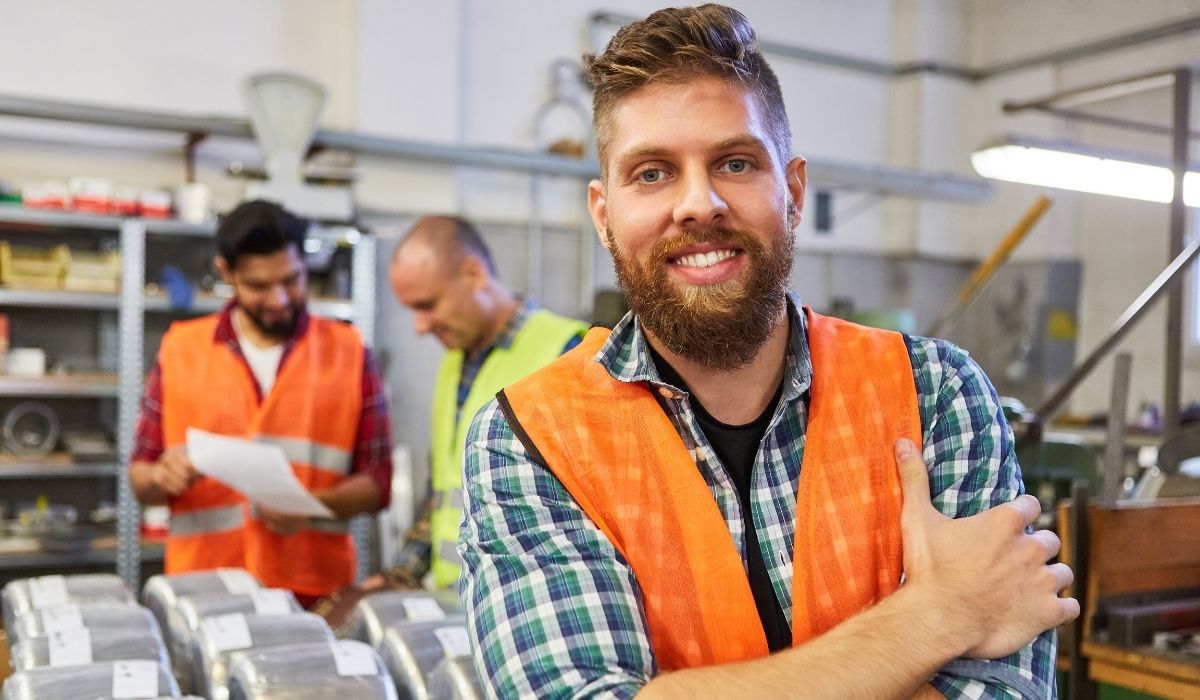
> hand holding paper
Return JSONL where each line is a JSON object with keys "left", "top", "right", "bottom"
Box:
{"left": 186, "top": 428, "right": 335, "bottom": 518}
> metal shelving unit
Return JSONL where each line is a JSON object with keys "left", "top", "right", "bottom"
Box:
{"left": 0, "top": 206, "right": 376, "bottom": 588}
{"left": 0, "top": 462, "right": 120, "bottom": 478}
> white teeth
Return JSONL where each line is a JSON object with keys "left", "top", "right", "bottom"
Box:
{"left": 675, "top": 249, "right": 737, "bottom": 268}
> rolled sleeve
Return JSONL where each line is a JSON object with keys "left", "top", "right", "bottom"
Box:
{"left": 912, "top": 336, "right": 1057, "bottom": 699}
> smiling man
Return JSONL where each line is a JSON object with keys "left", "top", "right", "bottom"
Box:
{"left": 129, "top": 199, "right": 392, "bottom": 606}
{"left": 458, "top": 5, "right": 1075, "bottom": 699}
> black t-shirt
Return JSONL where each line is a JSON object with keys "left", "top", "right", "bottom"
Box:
{"left": 647, "top": 345, "right": 792, "bottom": 652}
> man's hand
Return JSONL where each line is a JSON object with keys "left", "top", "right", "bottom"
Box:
{"left": 256, "top": 506, "right": 310, "bottom": 536}
{"left": 895, "top": 438, "right": 1079, "bottom": 659}
{"left": 153, "top": 447, "right": 200, "bottom": 498}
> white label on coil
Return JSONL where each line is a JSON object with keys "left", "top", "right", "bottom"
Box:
{"left": 217, "top": 569, "right": 257, "bottom": 594}
{"left": 433, "top": 625, "right": 472, "bottom": 658}
{"left": 332, "top": 643, "right": 377, "bottom": 677}
{"left": 28, "top": 575, "right": 69, "bottom": 609}
{"left": 203, "top": 613, "right": 253, "bottom": 651}
{"left": 251, "top": 589, "right": 291, "bottom": 615}
{"left": 401, "top": 597, "right": 447, "bottom": 621}
{"left": 47, "top": 627, "right": 93, "bottom": 667}
{"left": 111, "top": 660, "right": 160, "bottom": 698}
{"left": 40, "top": 604, "right": 84, "bottom": 634}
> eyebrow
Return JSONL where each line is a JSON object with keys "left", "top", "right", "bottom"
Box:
{"left": 615, "top": 135, "right": 770, "bottom": 165}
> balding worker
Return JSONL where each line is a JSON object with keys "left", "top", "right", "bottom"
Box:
{"left": 382, "top": 215, "right": 587, "bottom": 589}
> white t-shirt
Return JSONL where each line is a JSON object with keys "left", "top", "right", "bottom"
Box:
{"left": 234, "top": 321, "right": 284, "bottom": 396}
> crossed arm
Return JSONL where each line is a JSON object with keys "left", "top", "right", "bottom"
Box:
{"left": 458, "top": 341, "right": 1075, "bottom": 699}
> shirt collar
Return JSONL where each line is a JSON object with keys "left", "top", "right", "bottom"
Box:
{"left": 595, "top": 291, "right": 812, "bottom": 401}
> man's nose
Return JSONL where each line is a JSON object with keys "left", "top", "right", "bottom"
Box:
{"left": 673, "top": 170, "right": 728, "bottom": 228}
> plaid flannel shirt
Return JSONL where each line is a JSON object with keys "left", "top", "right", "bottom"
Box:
{"left": 459, "top": 293, "right": 1055, "bottom": 699}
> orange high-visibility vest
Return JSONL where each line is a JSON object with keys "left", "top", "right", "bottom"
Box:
{"left": 159, "top": 313, "right": 365, "bottom": 597}
{"left": 499, "top": 309, "right": 920, "bottom": 669}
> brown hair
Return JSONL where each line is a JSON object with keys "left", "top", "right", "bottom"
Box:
{"left": 583, "top": 4, "right": 791, "bottom": 179}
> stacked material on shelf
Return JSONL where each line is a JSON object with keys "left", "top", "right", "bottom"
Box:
{"left": 2, "top": 574, "right": 135, "bottom": 632}
{"left": 227, "top": 639, "right": 398, "bottom": 700}
{"left": 9, "top": 626, "right": 169, "bottom": 672}
{"left": 8, "top": 604, "right": 162, "bottom": 648}
{"left": 345, "top": 589, "right": 463, "bottom": 647}
{"left": 378, "top": 617, "right": 472, "bottom": 700}
{"left": 142, "top": 568, "right": 260, "bottom": 634}
{"left": 193, "top": 612, "right": 336, "bottom": 700}
{"left": 167, "top": 589, "right": 302, "bottom": 694}
{"left": 426, "top": 656, "right": 484, "bottom": 700}
{"left": 0, "top": 660, "right": 180, "bottom": 700}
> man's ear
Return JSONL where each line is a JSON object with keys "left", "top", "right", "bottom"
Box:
{"left": 587, "top": 179, "right": 611, "bottom": 250}
{"left": 461, "top": 254, "right": 489, "bottom": 292}
{"left": 786, "top": 156, "right": 807, "bottom": 226}
{"left": 214, "top": 256, "right": 233, "bottom": 284}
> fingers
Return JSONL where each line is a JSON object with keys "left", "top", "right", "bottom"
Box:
{"left": 1030, "top": 529, "right": 1062, "bottom": 561}
{"left": 1047, "top": 562, "right": 1073, "bottom": 592}
{"left": 995, "top": 494, "right": 1041, "bottom": 532}
{"left": 894, "top": 438, "right": 933, "bottom": 513}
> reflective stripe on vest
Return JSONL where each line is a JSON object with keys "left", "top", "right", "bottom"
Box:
{"left": 429, "top": 309, "right": 588, "bottom": 589}
{"left": 439, "top": 539, "right": 464, "bottom": 568}
{"left": 255, "top": 434, "right": 352, "bottom": 475}
{"left": 499, "top": 309, "right": 920, "bottom": 670}
{"left": 169, "top": 503, "right": 245, "bottom": 536}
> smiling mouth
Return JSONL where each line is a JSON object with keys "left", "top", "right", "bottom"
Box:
{"left": 669, "top": 249, "right": 742, "bottom": 269}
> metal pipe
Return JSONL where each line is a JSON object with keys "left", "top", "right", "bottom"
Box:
{"left": 587, "top": 11, "right": 1200, "bottom": 83}
{"left": 1003, "top": 68, "right": 1180, "bottom": 113}
{"left": 924, "top": 195, "right": 1052, "bottom": 337}
{"left": 1013, "top": 106, "right": 1200, "bottom": 143}
{"left": 1034, "top": 235, "right": 1200, "bottom": 422}
{"left": 1103, "top": 353, "right": 1132, "bottom": 504}
{"left": 1164, "top": 67, "right": 1192, "bottom": 436}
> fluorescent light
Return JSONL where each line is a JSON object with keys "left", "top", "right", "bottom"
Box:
{"left": 972, "top": 142, "right": 1200, "bottom": 206}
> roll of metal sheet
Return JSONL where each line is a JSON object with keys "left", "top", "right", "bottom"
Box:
{"left": 0, "top": 660, "right": 180, "bottom": 700}
{"left": 226, "top": 640, "right": 398, "bottom": 700}
{"left": 348, "top": 590, "right": 463, "bottom": 647}
{"left": 10, "top": 627, "right": 169, "bottom": 672}
{"left": 2, "top": 574, "right": 135, "bottom": 633}
{"left": 193, "top": 612, "right": 335, "bottom": 700}
{"left": 168, "top": 588, "right": 303, "bottom": 694}
{"left": 426, "top": 656, "right": 484, "bottom": 700}
{"left": 141, "top": 568, "right": 260, "bottom": 634}
{"left": 378, "top": 617, "right": 470, "bottom": 700}
{"left": 8, "top": 604, "right": 161, "bottom": 648}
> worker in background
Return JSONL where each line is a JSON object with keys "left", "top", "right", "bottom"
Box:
{"left": 459, "top": 5, "right": 1076, "bottom": 698}
{"left": 129, "top": 199, "right": 393, "bottom": 607}
{"left": 379, "top": 215, "right": 588, "bottom": 590}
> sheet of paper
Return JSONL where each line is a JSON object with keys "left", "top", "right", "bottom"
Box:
{"left": 433, "top": 625, "right": 473, "bottom": 658}
{"left": 40, "top": 605, "right": 84, "bottom": 634}
{"left": 48, "top": 628, "right": 93, "bottom": 667}
{"left": 186, "top": 428, "right": 334, "bottom": 518}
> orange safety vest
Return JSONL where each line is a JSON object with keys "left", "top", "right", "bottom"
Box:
{"left": 159, "top": 312, "right": 365, "bottom": 597}
{"left": 499, "top": 309, "right": 920, "bottom": 669}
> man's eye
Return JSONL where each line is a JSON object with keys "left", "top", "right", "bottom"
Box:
{"left": 725, "top": 159, "right": 750, "bottom": 173}
{"left": 637, "top": 169, "right": 663, "bottom": 184}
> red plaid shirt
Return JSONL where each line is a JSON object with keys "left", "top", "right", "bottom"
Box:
{"left": 132, "top": 301, "right": 393, "bottom": 508}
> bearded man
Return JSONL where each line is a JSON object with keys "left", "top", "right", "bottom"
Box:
{"left": 457, "top": 5, "right": 1075, "bottom": 698}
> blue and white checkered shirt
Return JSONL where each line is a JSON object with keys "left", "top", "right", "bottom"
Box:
{"left": 459, "top": 293, "right": 1056, "bottom": 699}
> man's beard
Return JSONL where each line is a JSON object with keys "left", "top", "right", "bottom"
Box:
{"left": 608, "top": 220, "right": 794, "bottom": 371}
{"left": 242, "top": 303, "right": 303, "bottom": 340}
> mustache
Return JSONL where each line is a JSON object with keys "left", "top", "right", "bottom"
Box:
{"left": 649, "top": 226, "right": 756, "bottom": 263}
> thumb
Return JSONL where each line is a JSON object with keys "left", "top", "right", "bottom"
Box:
{"left": 895, "top": 438, "right": 934, "bottom": 519}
